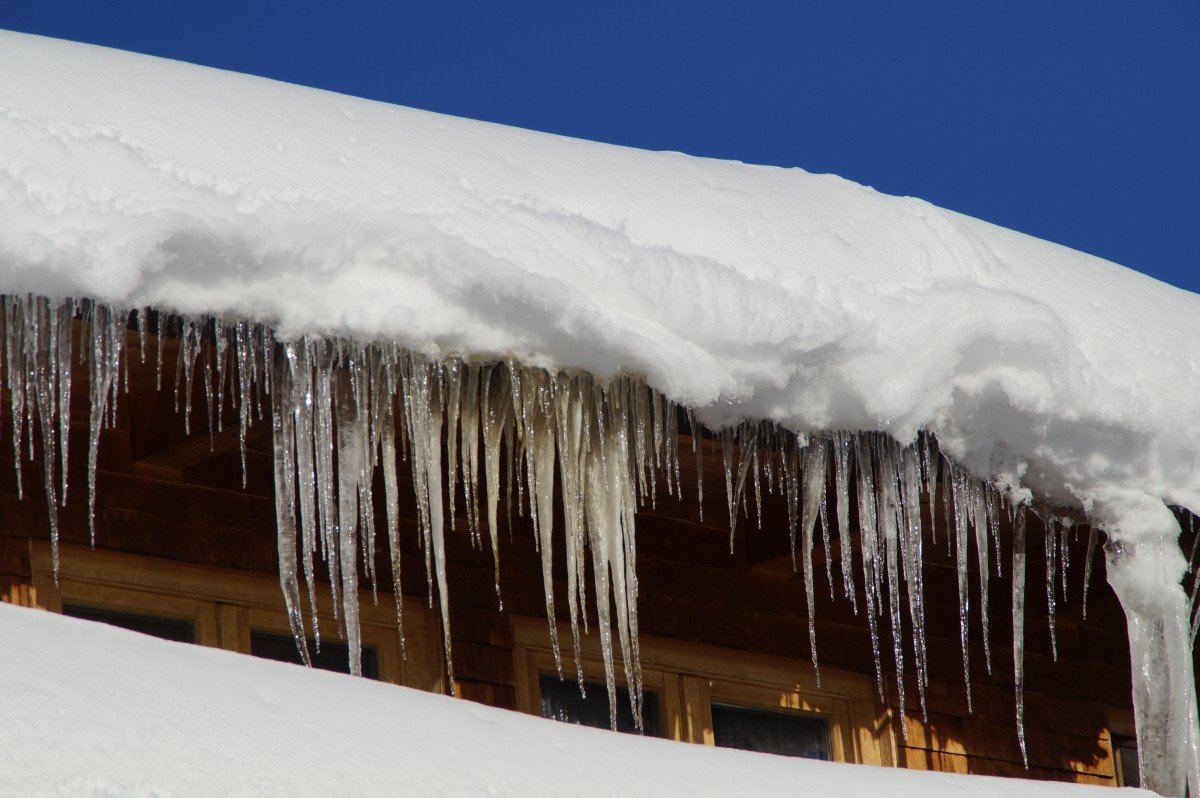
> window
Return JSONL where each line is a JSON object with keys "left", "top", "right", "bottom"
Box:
{"left": 250, "top": 630, "right": 380, "bottom": 679}
{"left": 512, "top": 617, "right": 893, "bottom": 765}
{"left": 1112, "top": 735, "right": 1139, "bottom": 788}
{"left": 538, "top": 675, "right": 663, "bottom": 736}
{"left": 62, "top": 603, "right": 195, "bottom": 643}
{"left": 1108, "top": 711, "right": 1139, "bottom": 788}
{"left": 711, "top": 703, "right": 829, "bottom": 759}
{"left": 29, "top": 541, "right": 442, "bottom": 693}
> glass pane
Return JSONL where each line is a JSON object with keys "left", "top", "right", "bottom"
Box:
{"left": 711, "top": 703, "right": 829, "bottom": 760}
{"left": 538, "top": 675, "right": 661, "bottom": 736}
{"left": 1114, "top": 736, "right": 1140, "bottom": 788}
{"left": 62, "top": 604, "right": 195, "bottom": 643}
{"left": 249, "top": 631, "right": 379, "bottom": 679}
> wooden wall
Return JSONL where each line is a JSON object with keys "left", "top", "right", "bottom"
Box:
{"left": 0, "top": 326, "right": 1134, "bottom": 787}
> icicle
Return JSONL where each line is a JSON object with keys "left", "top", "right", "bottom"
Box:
{"left": 380, "top": 390, "right": 406, "bottom": 654}
{"left": 313, "top": 344, "right": 342, "bottom": 630}
{"left": 1044, "top": 515, "right": 1058, "bottom": 661}
{"left": 581, "top": 387, "right": 642, "bottom": 730}
{"left": 1107, "top": 533, "right": 1200, "bottom": 796}
{"left": 1187, "top": 514, "right": 1200, "bottom": 605}
{"left": 855, "top": 434, "right": 886, "bottom": 699}
{"left": 86, "top": 304, "right": 127, "bottom": 543}
{"left": 154, "top": 310, "right": 165, "bottom": 392}
{"left": 460, "top": 365, "right": 482, "bottom": 548}
{"left": 721, "top": 428, "right": 735, "bottom": 540}
{"left": 1058, "top": 518, "right": 1072, "bottom": 603}
{"left": 799, "top": 439, "right": 829, "bottom": 684}
{"left": 899, "top": 444, "right": 929, "bottom": 712}
{"left": 4, "top": 297, "right": 26, "bottom": 501}
{"left": 270, "top": 347, "right": 310, "bottom": 667}
{"left": 525, "top": 371, "right": 563, "bottom": 673}
{"left": 135, "top": 306, "right": 148, "bottom": 364}
{"left": 689, "top": 409, "right": 704, "bottom": 522}
{"left": 290, "top": 339, "right": 320, "bottom": 642}
{"left": 335, "top": 371, "right": 365, "bottom": 677}
{"left": 818, "top": 471, "right": 834, "bottom": 599}
{"left": 213, "top": 318, "right": 228, "bottom": 433}
{"left": 445, "top": 360, "right": 462, "bottom": 536}
{"left": 874, "top": 436, "right": 912, "bottom": 724}
{"left": 358, "top": 353, "right": 379, "bottom": 599}
{"left": 56, "top": 300, "right": 74, "bottom": 508}
{"left": 752, "top": 441, "right": 763, "bottom": 531}
{"left": 962, "top": 473, "right": 993, "bottom": 674}
{"left": 554, "top": 374, "right": 588, "bottom": 687}
{"left": 411, "top": 358, "right": 454, "bottom": 693}
{"left": 481, "top": 365, "right": 510, "bottom": 608}
{"left": 1082, "top": 527, "right": 1099, "bottom": 620}
{"left": 26, "top": 298, "right": 63, "bottom": 569}
{"left": 234, "top": 321, "right": 252, "bottom": 487}
{"left": 950, "top": 462, "right": 973, "bottom": 711}
{"left": 202, "top": 320, "right": 216, "bottom": 442}
{"left": 832, "top": 431, "right": 857, "bottom": 612}
{"left": 731, "top": 425, "right": 756, "bottom": 553}
{"left": 1012, "top": 504, "right": 1029, "bottom": 768}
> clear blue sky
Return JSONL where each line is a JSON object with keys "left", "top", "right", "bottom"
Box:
{"left": 4, "top": 2, "right": 1197, "bottom": 293}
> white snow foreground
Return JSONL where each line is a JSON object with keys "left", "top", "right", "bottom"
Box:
{"left": 0, "top": 604, "right": 1134, "bottom": 798}
{"left": 2, "top": 30, "right": 1200, "bottom": 796}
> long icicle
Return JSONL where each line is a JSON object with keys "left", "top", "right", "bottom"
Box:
{"left": 1012, "top": 503, "right": 1029, "bottom": 768}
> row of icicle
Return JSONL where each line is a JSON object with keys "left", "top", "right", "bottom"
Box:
{"left": 3, "top": 294, "right": 1197, "bottom": 764}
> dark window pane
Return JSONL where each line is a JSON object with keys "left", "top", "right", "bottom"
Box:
{"left": 62, "top": 604, "right": 195, "bottom": 643}
{"left": 1114, "top": 735, "right": 1140, "bottom": 788}
{"left": 249, "top": 630, "right": 379, "bottom": 679}
{"left": 538, "top": 676, "right": 661, "bottom": 736}
{"left": 711, "top": 703, "right": 829, "bottom": 760}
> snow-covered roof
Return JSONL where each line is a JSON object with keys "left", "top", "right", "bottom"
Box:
{"left": 0, "top": 603, "right": 1130, "bottom": 797}
{"left": 2, "top": 31, "right": 1197, "bottom": 543}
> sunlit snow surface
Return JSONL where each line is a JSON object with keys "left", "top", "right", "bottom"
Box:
{"left": 1, "top": 31, "right": 1198, "bottom": 533}
{"left": 2, "top": 29, "right": 1200, "bottom": 796}
{"left": 0, "top": 604, "right": 1142, "bottom": 797}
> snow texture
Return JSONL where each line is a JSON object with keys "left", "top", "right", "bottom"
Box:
{"left": 1, "top": 31, "right": 1198, "bottom": 539}
{"left": 0, "top": 603, "right": 1144, "bottom": 798}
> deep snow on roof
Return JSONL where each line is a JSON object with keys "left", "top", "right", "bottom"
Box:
{"left": 0, "top": 29, "right": 1198, "bottom": 539}
{"left": 0, "top": 603, "right": 1134, "bottom": 797}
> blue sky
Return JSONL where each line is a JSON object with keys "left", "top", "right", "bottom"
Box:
{"left": 4, "top": 3, "right": 1197, "bottom": 293}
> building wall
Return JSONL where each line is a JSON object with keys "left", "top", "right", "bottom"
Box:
{"left": 0, "top": 332, "right": 1132, "bottom": 787}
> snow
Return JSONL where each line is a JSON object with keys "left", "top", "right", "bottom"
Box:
{"left": 0, "top": 30, "right": 1197, "bottom": 537}
{"left": 0, "top": 603, "right": 1140, "bottom": 797}
{"left": 2, "top": 29, "right": 1199, "bottom": 795}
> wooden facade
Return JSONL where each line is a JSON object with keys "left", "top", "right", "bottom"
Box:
{"left": 0, "top": 324, "right": 1138, "bottom": 787}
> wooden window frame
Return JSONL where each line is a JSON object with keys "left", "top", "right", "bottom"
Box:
{"left": 1108, "top": 709, "right": 1137, "bottom": 787}
{"left": 29, "top": 540, "right": 444, "bottom": 694}
{"left": 512, "top": 615, "right": 896, "bottom": 766}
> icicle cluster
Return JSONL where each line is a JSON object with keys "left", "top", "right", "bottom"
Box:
{"left": 3, "top": 294, "right": 1194, "bottom": 766}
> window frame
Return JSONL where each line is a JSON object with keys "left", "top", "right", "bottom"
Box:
{"left": 512, "top": 615, "right": 895, "bottom": 765}
{"left": 29, "top": 540, "right": 443, "bottom": 693}
{"left": 1108, "top": 710, "right": 1138, "bottom": 787}
{"left": 521, "top": 645, "right": 684, "bottom": 739}
{"left": 61, "top": 591, "right": 209, "bottom": 645}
